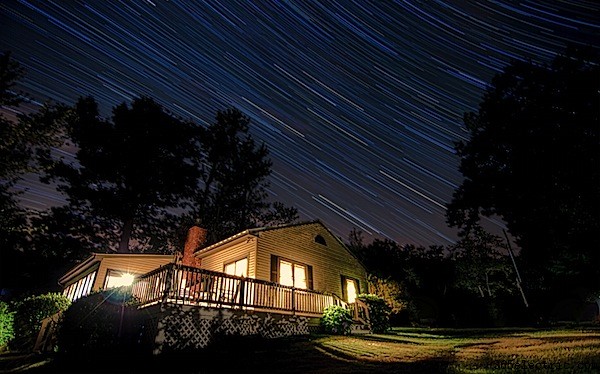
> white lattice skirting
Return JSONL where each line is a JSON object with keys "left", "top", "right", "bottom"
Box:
{"left": 151, "top": 305, "right": 309, "bottom": 354}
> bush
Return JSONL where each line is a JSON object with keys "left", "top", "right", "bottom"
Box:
{"left": 57, "top": 287, "right": 140, "bottom": 356}
{"left": 321, "top": 305, "right": 352, "bottom": 335}
{"left": 358, "top": 294, "right": 391, "bottom": 333}
{"left": 11, "top": 292, "right": 71, "bottom": 351}
{"left": 0, "top": 301, "right": 15, "bottom": 351}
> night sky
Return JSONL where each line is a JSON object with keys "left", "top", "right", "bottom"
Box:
{"left": 1, "top": 1, "right": 598, "bottom": 246}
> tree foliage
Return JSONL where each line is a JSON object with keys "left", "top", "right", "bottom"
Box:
{"left": 57, "top": 288, "right": 140, "bottom": 356}
{"left": 0, "top": 51, "right": 26, "bottom": 106}
{"left": 357, "top": 294, "right": 391, "bottom": 333}
{"left": 449, "top": 226, "right": 514, "bottom": 299}
{"left": 350, "top": 233, "right": 453, "bottom": 325}
{"left": 0, "top": 52, "right": 67, "bottom": 297}
{"left": 186, "top": 108, "right": 298, "bottom": 244}
{"left": 321, "top": 305, "right": 352, "bottom": 335}
{"left": 45, "top": 96, "right": 201, "bottom": 253}
{"left": 351, "top": 226, "right": 528, "bottom": 326}
{"left": 0, "top": 52, "right": 67, "bottom": 192}
{"left": 0, "top": 301, "right": 15, "bottom": 350}
{"left": 11, "top": 292, "right": 70, "bottom": 351}
{"left": 1, "top": 51, "right": 35, "bottom": 249}
{"left": 446, "top": 44, "right": 599, "bottom": 303}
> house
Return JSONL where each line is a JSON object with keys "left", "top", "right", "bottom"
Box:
{"left": 52, "top": 220, "right": 371, "bottom": 353}
{"left": 193, "top": 220, "right": 368, "bottom": 304}
{"left": 59, "top": 220, "right": 368, "bottom": 305}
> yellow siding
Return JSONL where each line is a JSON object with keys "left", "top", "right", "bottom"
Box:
{"left": 197, "top": 236, "right": 257, "bottom": 277}
{"left": 92, "top": 255, "right": 174, "bottom": 291}
{"left": 255, "top": 223, "right": 367, "bottom": 298}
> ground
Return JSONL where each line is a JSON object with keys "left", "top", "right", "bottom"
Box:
{"left": 1, "top": 327, "right": 599, "bottom": 373}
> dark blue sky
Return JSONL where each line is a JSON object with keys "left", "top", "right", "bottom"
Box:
{"left": 1, "top": 1, "right": 598, "bottom": 246}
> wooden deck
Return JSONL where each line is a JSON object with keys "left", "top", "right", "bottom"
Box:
{"left": 131, "top": 263, "right": 359, "bottom": 318}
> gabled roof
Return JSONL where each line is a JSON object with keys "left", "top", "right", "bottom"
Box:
{"left": 248, "top": 219, "right": 352, "bottom": 252}
{"left": 196, "top": 220, "right": 362, "bottom": 265}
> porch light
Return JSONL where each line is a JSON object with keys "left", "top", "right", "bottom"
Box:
{"left": 118, "top": 273, "right": 135, "bottom": 286}
{"left": 105, "top": 272, "right": 136, "bottom": 288}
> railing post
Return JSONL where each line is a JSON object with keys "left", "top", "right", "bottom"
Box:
{"left": 291, "top": 287, "right": 296, "bottom": 315}
{"left": 239, "top": 277, "right": 246, "bottom": 309}
{"left": 162, "top": 264, "right": 174, "bottom": 304}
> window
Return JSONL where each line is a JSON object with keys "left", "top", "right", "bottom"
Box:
{"left": 314, "top": 235, "right": 327, "bottom": 245}
{"left": 271, "top": 255, "right": 313, "bottom": 290}
{"left": 279, "top": 260, "right": 307, "bottom": 288}
{"left": 104, "top": 270, "right": 136, "bottom": 289}
{"left": 63, "top": 270, "right": 97, "bottom": 302}
{"left": 342, "top": 276, "right": 360, "bottom": 303}
{"left": 224, "top": 257, "right": 248, "bottom": 277}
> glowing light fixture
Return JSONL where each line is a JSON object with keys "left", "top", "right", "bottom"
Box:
{"left": 105, "top": 271, "right": 136, "bottom": 288}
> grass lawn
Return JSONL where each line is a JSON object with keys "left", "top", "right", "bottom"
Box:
{"left": 1, "top": 327, "right": 599, "bottom": 373}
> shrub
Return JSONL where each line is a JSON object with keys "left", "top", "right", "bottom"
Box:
{"left": 358, "top": 293, "right": 391, "bottom": 333}
{"left": 11, "top": 292, "right": 71, "bottom": 351}
{"left": 321, "top": 305, "right": 352, "bottom": 335}
{"left": 57, "top": 287, "right": 140, "bottom": 356}
{"left": 0, "top": 301, "right": 15, "bottom": 351}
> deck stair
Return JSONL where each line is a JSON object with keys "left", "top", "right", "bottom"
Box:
{"left": 343, "top": 297, "right": 372, "bottom": 334}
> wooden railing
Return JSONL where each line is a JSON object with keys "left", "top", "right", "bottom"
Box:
{"left": 348, "top": 298, "right": 370, "bottom": 326}
{"left": 131, "top": 263, "right": 346, "bottom": 316}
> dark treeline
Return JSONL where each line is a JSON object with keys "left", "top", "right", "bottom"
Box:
{"left": 448, "top": 43, "right": 599, "bottom": 325}
{"left": 0, "top": 51, "right": 298, "bottom": 299}
{"left": 350, "top": 43, "right": 599, "bottom": 327}
{"left": 350, "top": 226, "right": 529, "bottom": 327}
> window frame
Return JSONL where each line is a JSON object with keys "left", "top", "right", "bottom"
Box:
{"left": 270, "top": 255, "right": 313, "bottom": 290}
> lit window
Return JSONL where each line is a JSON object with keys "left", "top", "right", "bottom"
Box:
{"left": 342, "top": 276, "right": 360, "bottom": 303}
{"left": 271, "top": 256, "right": 313, "bottom": 290}
{"left": 346, "top": 279, "right": 357, "bottom": 303}
{"left": 279, "top": 260, "right": 294, "bottom": 287}
{"left": 279, "top": 260, "right": 307, "bottom": 289}
{"left": 105, "top": 270, "right": 136, "bottom": 289}
{"left": 224, "top": 257, "right": 248, "bottom": 277}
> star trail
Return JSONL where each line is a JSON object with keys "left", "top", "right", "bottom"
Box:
{"left": 1, "top": 1, "right": 598, "bottom": 246}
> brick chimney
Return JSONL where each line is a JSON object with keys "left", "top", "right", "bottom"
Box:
{"left": 182, "top": 226, "right": 206, "bottom": 267}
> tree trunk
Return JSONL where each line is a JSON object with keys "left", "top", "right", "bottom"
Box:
{"left": 118, "top": 218, "right": 134, "bottom": 253}
{"left": 486, "top": 272, "right": 492, "bottom": 297}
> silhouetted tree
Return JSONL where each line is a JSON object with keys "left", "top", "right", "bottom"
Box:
{"left": 0, "top": 51, "right": 25, "bottom": 106}
{"left": 186, "top": 108, "right": 298, "bottom": 244}
{"left": 44, "top": 96, "right": 200, "bottom": 253}
{"left": 0, "top": 52, "right": 67, "bottom": 298}
{"left": 446, "top": 44, "right": 600, "bottom": 313}
{"left": 1, "top": 52, "right": 31, "bottom": 257}
{"left": 347, "top": 227, "right": 365, "bottom": 254}
{"left": 259, "top": 201, "right": 299, "bottom": 227}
